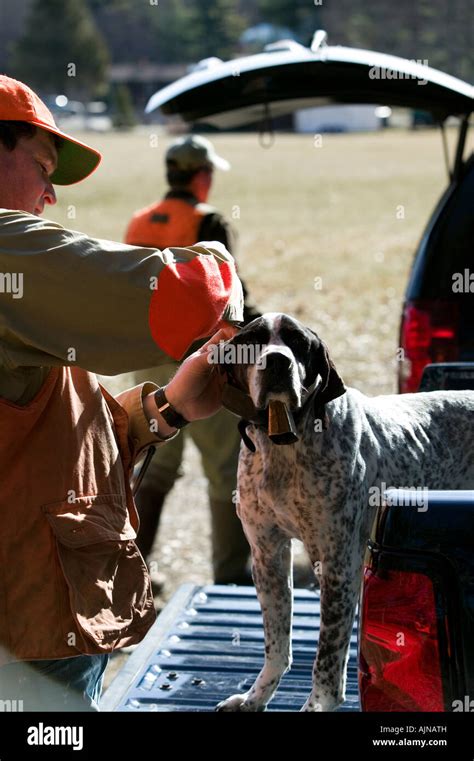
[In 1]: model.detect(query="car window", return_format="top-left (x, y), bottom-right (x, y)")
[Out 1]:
top-left (422, 154), bottom-right (474, 298)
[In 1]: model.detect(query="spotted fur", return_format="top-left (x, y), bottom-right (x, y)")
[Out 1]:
top-left (216, 313), bottom-right (474, 712)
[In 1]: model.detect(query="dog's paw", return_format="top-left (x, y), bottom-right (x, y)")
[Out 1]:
top-left (216, 693), bottom-right (263, 712)
top-left (300, 692), bottom-right (342, 712)
top-left (300, 698), bottom-right (324, 712)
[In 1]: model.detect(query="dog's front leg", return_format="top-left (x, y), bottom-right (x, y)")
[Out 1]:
top-left (216, 530), bottom-right (293, 712)
top-left (301, 555), bottom-right (362, 712)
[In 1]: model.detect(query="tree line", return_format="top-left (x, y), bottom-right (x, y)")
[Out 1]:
top-left (4, 0), bottom-right (473, 100)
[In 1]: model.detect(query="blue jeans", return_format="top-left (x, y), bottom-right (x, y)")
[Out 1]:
top-left (0, 654), bottom-right (109, 712)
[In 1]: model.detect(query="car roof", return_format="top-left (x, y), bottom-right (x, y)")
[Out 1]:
top-left (146, 37), bottom-right (474, 128)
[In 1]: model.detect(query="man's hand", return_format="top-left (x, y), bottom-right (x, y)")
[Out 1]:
top-left (164, 324), bottom-right (237, 421)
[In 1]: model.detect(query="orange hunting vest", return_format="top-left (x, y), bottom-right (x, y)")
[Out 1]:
top-left (126, 197), bottom-right (212, 249)
top-left (0, 366), bottom-right (155, 664)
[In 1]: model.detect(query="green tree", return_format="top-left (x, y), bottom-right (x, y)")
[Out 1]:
top-left (112, 83), bottom-right (137, 129)
top-left (11, 0), bottom-right (109, 99)
top-left (318, 0), bottom-right (473, 81)
top-left (86, 0), bottom-right (195, 65)
top-left (256, 0), bottom-right (322, 43)
top-left (184, 0), bottom-right (246, 61)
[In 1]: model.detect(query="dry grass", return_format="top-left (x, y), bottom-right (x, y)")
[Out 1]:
top-left (46, 128), bottom-right (450, 686)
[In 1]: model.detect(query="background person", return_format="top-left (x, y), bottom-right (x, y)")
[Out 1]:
top-left (125, 135), bottom-right (261, 586)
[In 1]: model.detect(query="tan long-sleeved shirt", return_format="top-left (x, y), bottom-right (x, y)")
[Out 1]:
top-left (0, 209), bottom-right (243, 450)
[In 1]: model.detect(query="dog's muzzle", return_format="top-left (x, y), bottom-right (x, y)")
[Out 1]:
top-left (220, 367), bottom-right (322, 452)
top-left (222, 381), bottom-right (299, 446)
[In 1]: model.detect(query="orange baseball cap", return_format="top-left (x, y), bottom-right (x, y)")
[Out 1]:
top-left (0, 75), bottom-right (102, 185)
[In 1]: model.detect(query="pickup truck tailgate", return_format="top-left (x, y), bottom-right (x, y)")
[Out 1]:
top-left (102, 584), bottom-right (360, 712)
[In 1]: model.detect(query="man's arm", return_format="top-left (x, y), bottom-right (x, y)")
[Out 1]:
top-left (0, 211), bottom-right (243, 375)
top-left (198, 212), bottom-right (237, 257)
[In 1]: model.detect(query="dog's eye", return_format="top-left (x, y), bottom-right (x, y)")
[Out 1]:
top-left (235, 328), bottom-right (269, 346)
top-left (290, 335), bottom-right (308, 354)
top-left (280, 328), bottom-right (308, 354)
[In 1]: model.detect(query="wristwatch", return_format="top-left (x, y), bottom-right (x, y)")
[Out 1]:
top-left (154, 386), bottom-right (189, 430)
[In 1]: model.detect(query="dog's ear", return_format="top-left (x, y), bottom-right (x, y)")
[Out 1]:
top-left (307, 331), bottom-right (346, 424)
top-left (312, 339), bottom-right (346, 404)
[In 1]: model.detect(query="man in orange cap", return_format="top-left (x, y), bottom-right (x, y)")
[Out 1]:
top-left (0, 75), bottom-right (244, 711)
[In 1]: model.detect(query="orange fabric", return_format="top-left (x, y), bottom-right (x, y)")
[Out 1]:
top-left (125, 197), bottom-right (207, 250)
top-left (0, 74), bottom-right (60, 127)
top-left (0, 367), bottom-right (155, 664)
top-left (0, 75), bottom-right (102, 184)
top-left (125, 197), bottom-right (237, 359)
top-left (149, 256), bottom-right (234, 359)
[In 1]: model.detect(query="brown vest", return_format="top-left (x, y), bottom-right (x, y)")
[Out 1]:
top-left (0, 366), bottom-right (156, 664)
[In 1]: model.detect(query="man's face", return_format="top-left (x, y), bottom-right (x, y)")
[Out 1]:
top-left (0, 128), bottom-right (57, 215)
top-left (190, 166), bottom-right (213, 202)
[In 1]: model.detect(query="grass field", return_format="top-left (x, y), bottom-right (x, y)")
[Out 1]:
top-left (46, 128), bottom-right (452, 683)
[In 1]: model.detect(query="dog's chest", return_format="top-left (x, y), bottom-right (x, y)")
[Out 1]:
top-left (260, 448), bottom-right (297, 497)
top-left (250, 429), bottom-right (319, 533)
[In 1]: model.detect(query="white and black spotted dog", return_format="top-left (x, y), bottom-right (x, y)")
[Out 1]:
top-left (216, 312), bottom-right (474, 712)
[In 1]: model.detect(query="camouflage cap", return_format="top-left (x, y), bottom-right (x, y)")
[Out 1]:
top-left (166, 135), bottom-right (230, 172)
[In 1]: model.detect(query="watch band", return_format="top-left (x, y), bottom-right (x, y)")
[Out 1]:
top-left (154, 386), bottom-right (189, 430)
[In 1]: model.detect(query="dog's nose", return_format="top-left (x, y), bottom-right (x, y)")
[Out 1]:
top-left (263, 352), bottom-right (292, 374)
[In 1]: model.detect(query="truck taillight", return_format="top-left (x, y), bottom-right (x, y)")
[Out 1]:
top-left (398, 301), bottom-right (459, 393)
top-left (359, 567), bottom-right (444, 711)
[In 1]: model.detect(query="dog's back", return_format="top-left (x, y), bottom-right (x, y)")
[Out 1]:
top-left (354, 388), bottom-right (474, 489)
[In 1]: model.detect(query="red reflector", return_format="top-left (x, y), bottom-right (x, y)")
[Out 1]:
top-left (359, 568), bottom-right (444, 711)
top-left (403, 306), bottom-right (431, 352)
top-left (432, 328), bottom-right (455, 339)
top-left (398, 302), bottom-right (459, 392)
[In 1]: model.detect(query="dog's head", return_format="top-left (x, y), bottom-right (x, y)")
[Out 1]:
top-left (220, 313), bottom-right (346, 435)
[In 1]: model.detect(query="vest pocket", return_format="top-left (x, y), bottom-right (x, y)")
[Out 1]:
top-left (42, 495), bottom-right (155, 651)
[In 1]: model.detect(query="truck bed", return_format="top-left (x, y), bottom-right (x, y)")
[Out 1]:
top-left (101, 584), bottom-right (361, 712)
